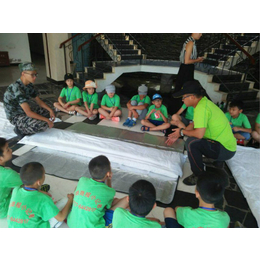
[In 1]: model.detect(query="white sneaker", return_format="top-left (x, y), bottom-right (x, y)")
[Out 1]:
top-left (75, 112), bottom-right (84, 117)
top-left (69, 111), bottom-right (75, 115)
top-left (89, 115), bottom-right (97, 120)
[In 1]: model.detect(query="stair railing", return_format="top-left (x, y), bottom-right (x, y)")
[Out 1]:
top-left (103, 33), bottom-right (122, 56)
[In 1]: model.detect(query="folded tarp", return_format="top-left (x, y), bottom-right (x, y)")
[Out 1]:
top-left (19, 128), bottom-right (186, 179)
top-left (226, 146), bottom-right (260, 227)
top-left (0, 102), bottom-right (16, 140)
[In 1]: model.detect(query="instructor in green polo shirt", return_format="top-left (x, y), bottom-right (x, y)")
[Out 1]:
top-left (166, 80), bottom-right (236, 186)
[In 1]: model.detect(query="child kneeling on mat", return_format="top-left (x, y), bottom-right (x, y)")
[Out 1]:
top-left (163, 172), bottom-right (230, 228)
top-left (7, 162), bottom-right (73, 228)
top-left (141, 93), bottom-right (170, 134)
top-left (67, 155), bottom-right (128, 228)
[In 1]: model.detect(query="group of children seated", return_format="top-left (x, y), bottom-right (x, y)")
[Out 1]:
top-left (54, 73), bottom-right (260, 145)
top-left (0, 137), bottom-right (230, 228)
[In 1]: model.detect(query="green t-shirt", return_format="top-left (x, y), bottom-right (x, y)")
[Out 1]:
top-left (147, 104), bottom-right (168, 121)
top-left (256, 113), bottom-right (260, 124)
top-left (194, 97), bottom-right (236, 152)
top-left (67, 177), bottom-right (116, 228)
top-left (112, 207), bottom-right (161, 228)
top-left (176, 207), bottom-right (230, 228)
top-left (60, 86), bottom-right (82, 105)
top-left (101, 94), bottom-right (121, 110)
top-left (82, 92), bottom-right (99, 109)
top-left (7, 187), bottom-right (60, 228)
top-left (131, 95), bottom-right (151, 106)
top-left (182, 104), bottom-right (194, 120)
top-left (225, 112), bottom-right (251, 129)
top-left (0, 166), bottom-right (23, 219)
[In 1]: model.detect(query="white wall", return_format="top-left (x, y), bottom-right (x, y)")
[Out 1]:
top-left (0, 33), bottom-right (31, 62)
top-left (42, 33), bottom-right (71, 82)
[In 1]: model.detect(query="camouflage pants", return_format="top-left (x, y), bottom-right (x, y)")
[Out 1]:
top-left (11, 106), bottom-right (50, 135)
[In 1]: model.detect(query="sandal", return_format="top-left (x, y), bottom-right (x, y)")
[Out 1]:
top-left (141, 125), bottom-right (150, 131)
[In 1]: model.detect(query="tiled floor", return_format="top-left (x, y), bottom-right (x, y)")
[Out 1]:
top-left (0, 57), bottom-right (258, 228)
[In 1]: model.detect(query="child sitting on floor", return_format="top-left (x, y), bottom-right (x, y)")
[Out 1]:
top-left (53, 73), bottom-right (82, 115)
top-left (225, 100), bottom-right (252, 145)
top-left (171, 103), bottom-right (194, 129)
top-left (98, 85), bottom-right (122, 122)
top-left (252, 113), bottom-right (260, 144)
top-left (123, 84), bottom-right (151, 127)
top-left (141, 93), bottom-right (170, 133)
top-left (0, 138), bottom-right (23, 219)
top-left (75, 80), bottom-right (99, 120)
top-left (112, 180), bottom-right (161, 228)
top-left (67, 155), bottom-right (128, 228)
top-left (7, 162), bottom-right (74, 228)
top-left (163, 172), bottom-right (230, 228)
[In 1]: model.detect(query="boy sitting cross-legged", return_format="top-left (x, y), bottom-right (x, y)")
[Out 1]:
top-left (67, 155), bottom-right (128, 228)
top-left (7, 162), bottom-right (74, 228)
top-left (112, 180), bottom-right (162, 228)
top-left (164, 172), bottom-right (230, 228)
top-left (141, 94), bottom-right (170, 134)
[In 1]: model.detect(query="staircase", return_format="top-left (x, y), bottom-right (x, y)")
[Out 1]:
top-left (72, 33), bottom-right (259, 112)
top-left (195, 33), bottom-right (260, 112)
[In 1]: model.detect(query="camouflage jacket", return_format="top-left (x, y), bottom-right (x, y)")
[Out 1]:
top-left (3, 79), bottom-right (39, 122)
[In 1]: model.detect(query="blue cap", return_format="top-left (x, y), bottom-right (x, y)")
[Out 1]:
top-left (152, 93), bottom-right (162, 101)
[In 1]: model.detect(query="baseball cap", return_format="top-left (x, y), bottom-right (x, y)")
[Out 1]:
top-left (152, 93), bottom-right (162, 101)
top-left (83, 80), bottom-right (97, 89)
top-left (18, 62), bottom-right (38, 72)
top-left (64, 73), bottom-right (74, 81)
top-left (172, 80), bottom-right (203, 98)
top-left (105, 84), bottom-right (115, 94)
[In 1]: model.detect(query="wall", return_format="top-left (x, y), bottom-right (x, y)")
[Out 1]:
top-left (0, 33), bottom-right (31, 62)
top-left (42, 33), bottom-right (71, 82)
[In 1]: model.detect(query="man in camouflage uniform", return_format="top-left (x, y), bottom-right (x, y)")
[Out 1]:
top-left (3, 62), bottom-right (55, 138)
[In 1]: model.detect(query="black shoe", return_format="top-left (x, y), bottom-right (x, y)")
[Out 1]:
top-left (183, 174), bottom-right (198, 186)
top-left (14, 126), bottom-right (25, 139)
top-left (40, 184), bottom-right (50, 192)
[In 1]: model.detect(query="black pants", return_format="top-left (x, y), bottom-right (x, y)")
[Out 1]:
top-left (185, 137), bottom-right (236, 176)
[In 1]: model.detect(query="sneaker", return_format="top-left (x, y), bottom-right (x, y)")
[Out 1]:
top-left (89, 115), bottom-right (97, 120)
top-left (40, 184), bottom-right (50, 192)
top-left (123, 118), bottom-right (131, 126)
top-left (69, 111), bottom-right (75, 115)
top-left (183, 174), bottom-right (198, 186)
top-left (99, 114), bottom-right (105, 119)
top-left (128, 119), bottom-right (136, 127)
top-left (112, 116), bottom-right (120, 122)
top-left (75, 112), bottom-right (85, 117)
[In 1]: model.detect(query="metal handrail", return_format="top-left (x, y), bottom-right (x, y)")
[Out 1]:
top-left (59, 33), bottom-right (81, 49)
top-left (102, 33), bottom-right (122, 55)
top-left (128, 33), bottom-right (146, 52)
top-left (77, 33), bottom-right (102, 52)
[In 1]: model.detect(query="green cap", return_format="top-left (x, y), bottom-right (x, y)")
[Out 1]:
top-left (18, 62), bottom-right (38, 72)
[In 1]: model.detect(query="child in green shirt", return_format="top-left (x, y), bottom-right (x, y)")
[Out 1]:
top-left (171, 103), bottom-right (194, 129)
top-left (75, 80), bottom-right (99, 120)
top-left (225, 100), bottom-right (252, 143)
top-left (0, 138), bottom-right (23, 219)
top-left (98, 84), bottom-right (122, 122)
top-left (141, 93), bottom-right (170, 134)
top-left (164, 172), bottom-right (230, 228)
top-left (123, 84), bottom-right (151, 127)
top-left (252, 113), bottom-right (260, 144)
top-left (112, 180), bottom-right (161, 228)
top-left (53, 73), bottom-right (82, 115)
top-left (67, 155), bottom-right (128, 228)
top-left (7, 162), bottom-right (74, 228)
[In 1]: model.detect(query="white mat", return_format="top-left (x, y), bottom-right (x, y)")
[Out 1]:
top-left (18, 128), bottom-right (186, 178)
top-left (226, 146), bottom-right (260, 227)
top-left (0, 102), bottom-right (16, 140)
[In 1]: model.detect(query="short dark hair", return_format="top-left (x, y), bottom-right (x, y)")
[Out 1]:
top-left (88, 155), bottom-right (111, 180)
top-left (20, 162), bottom-right (45, 186)
top-left (196, 172), bottom-right (229, 204)
top-left (0, 138), bottom-right (7, 157)
top-left (229, 100), bottom-right (244, 110)
top-left (129, 180), bottom-right (156, 217)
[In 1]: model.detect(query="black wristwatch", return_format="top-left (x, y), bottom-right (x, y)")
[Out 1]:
top-left (180, 128), bottom-right (184, 137)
